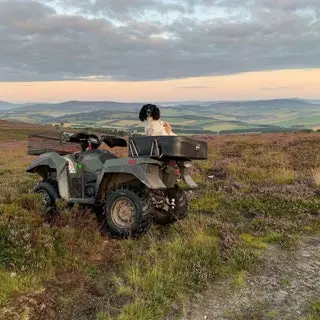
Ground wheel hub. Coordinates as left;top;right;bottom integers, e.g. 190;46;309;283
111;197;135;228
39;190;50;210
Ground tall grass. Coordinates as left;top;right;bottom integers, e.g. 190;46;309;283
311;167;320;186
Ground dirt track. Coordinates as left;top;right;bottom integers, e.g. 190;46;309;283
180;236;320;320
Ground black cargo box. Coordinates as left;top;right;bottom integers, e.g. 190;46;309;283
27;132;81;156
128;136;207;160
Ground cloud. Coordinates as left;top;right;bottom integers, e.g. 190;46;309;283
179;85;211;89
0;0;319;82
260;86;299;91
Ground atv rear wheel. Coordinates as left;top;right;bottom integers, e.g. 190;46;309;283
34;180;58;214
103;186;152;238
152;187;188;225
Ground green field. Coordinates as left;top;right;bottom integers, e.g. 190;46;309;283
2;99;320;134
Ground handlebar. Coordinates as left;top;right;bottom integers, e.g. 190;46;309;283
59;131;127;149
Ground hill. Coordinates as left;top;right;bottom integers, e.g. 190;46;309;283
0;101;20;111
1;98;320;135
0;119;58;140
13;100;144;113
9;98;312;112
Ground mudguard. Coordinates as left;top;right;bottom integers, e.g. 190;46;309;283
96;157;167;191
26;152;67;175
26;152;71;200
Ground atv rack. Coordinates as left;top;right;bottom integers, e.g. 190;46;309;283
128;136;208;160
27;132;81;156
129;138;162;158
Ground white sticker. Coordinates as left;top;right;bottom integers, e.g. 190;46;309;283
67;159;76;174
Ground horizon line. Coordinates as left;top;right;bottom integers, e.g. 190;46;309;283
2;96;319;105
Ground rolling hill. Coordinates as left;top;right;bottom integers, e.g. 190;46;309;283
1;98;320;135
13;100;144;113
0;101;20;111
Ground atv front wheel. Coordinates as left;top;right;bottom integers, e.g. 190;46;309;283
152;187;189;225
34;180;58;214
103;186;152;238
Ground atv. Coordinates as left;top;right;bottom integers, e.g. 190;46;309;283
26;129;207;238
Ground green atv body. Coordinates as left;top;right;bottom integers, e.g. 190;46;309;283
26;131;207;238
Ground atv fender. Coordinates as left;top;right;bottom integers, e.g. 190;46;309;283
96;157;166;195
26;152;67;175
26;152;70;200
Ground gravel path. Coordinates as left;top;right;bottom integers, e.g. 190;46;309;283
180;236;320;320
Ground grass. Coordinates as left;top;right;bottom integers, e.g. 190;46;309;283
0;120;57;141
299;300;320;320
0;120;319;319
113;120;141;126
0;269;45;307
204;123;249;131
311;167;320;186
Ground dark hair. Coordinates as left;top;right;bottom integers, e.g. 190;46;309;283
139;104;160;121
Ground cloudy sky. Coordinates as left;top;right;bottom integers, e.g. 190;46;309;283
1;0;319;102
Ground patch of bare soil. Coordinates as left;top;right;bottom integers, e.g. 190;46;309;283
180;236;320;320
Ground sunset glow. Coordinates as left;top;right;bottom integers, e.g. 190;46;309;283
2;68;320;103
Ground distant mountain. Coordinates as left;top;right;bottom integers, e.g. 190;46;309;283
11;98;312;113
2;97;320;135
308;99;320;104
14;100;144;112
0;101;20;111
205;98;311;108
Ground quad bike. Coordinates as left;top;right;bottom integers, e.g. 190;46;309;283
26;129;207;238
